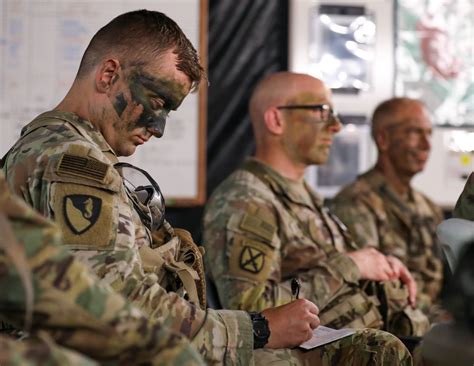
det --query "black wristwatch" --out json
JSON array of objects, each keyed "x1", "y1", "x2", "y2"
[{"x1": 249, "y1": 312, "x2": 271, "y2": 349}]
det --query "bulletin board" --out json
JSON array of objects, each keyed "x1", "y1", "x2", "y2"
[{"x1": 0, "y1": 0, "x2": 208, "y2": 206}]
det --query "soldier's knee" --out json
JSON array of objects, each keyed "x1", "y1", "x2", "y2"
[{"x1": 353, "y1": 329, "x2": 413, "y2": 366}]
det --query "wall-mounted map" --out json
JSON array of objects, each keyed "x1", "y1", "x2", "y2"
[{"x1": 396, "y1": 0, "x2": 473, "y2": 126}]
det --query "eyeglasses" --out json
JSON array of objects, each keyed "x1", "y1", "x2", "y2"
[
  {"x1": 114, "y1": 162, "x2": 165, "y2": 231},
  {"x1": 276, "y1": 104, "x2": 339, "y2": 123}
]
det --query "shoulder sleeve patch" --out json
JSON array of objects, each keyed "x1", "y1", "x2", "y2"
[
  {"x1": 239, "y1": 213, "x2": 276, "y2": 243},
  {"x1": 49, "y1": 182, "x2": 118, "y2": 250},
  {"x1": 57, "y1": 154, "x2": 109, "y2": 183},
  {"x1": 228, "y1": 235, "x2": 276, "y2": 282}
]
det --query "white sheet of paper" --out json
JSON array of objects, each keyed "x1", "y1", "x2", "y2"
[{"x1": 298, "y1": 325, "x2": 356, "y2": 350}]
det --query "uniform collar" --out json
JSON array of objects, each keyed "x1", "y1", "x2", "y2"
[
  {"x1": 23, "y1": 110, "x2": 118, "y2": 164},
  {"x1": 361, "y1": 168, "x2": 417, "y2": 204},
  {"x1": 243, "y1": 158, "x2": 324, "y2": 208},
  {"x1": 360, "y1": 168, "x2": 432, "y2": 219}
]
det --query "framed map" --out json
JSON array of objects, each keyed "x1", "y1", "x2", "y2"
[{"x1": 395, "y1": 0, "x2": 474, "y2": 126}]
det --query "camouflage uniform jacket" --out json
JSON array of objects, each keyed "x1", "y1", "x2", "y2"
[
  {"x1": 331, "y1": 168, "x2": 444, "y2": 303},
  {"x1": 453, "y1": 172, "x2": 474, "y2": 220},
  {"x1": 3, "y1": 111, "x2": 253, "y2": 365},
  {"x1": 0, "y1": 171, "x2": 204, "y2": 365},
  {"x1": 203, "y1": 158, "x2": 387, "y2": 330}
]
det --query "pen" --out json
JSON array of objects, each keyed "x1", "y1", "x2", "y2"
[{"x1": 291, "y1": 277, "x2": 301, "y2": 300}]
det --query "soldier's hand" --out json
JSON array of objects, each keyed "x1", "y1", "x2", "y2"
[
  {"x1": 262, "y1": 299, "x2": 319, "y2": 349},
  {"x1": 386, "y1": 255, "x2": 417, "y2": 306},
  {"x1": 347, "y1": 247, "x2": 397, "y2": 281}
]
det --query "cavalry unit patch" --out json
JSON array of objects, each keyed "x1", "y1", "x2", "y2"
[
  {"x1": 63, "y1": 194, "x2": 101, "y2": 234},
  {"x1": 50, "y1": 182, "x2": 116, "y2": 250}
]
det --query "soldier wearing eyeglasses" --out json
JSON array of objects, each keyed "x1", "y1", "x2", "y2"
[
  {"x1": 203, "y1": 72, "x2": 430, "y2": 344},
  {"x1": 331, "y1": 97, "x2": 444, "y2": 316}
]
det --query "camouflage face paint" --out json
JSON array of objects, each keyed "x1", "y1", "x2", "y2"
[
  {"x1": 103, "y1": 58, "x2": 192, "y2": 156},
  {"x1": 127, "y1": 71, "x2": 186, "y2": 137},
  {"x1": 110, "y1": 66, "x2": 187, "y2": 138},
  {"x1": 113, "y1": 93, "x2": 128, "y2": 116}
]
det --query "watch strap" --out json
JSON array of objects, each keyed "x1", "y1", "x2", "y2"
[{"x1": 249, "y1": 312, "x2": 271, "y2": 349}]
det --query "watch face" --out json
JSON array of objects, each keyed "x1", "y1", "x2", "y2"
[
  {"x1": 255, "y1": 322, "x2": 266, "y2": 337},
  {"x1": 250, "y1": 312, "x2": 270, "y2": 349},
  {"x1": 253, "y1": 317, "x2": 269, "y2": 336}
]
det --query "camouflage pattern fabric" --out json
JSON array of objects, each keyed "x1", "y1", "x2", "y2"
[
  {"x1": 3, "y1": 111, "x2": 253, "y2": 365},
  {"x1": 0, "y1": 171, "x2": 204, "y2": 365},
  {"x1": 331, "y1": 168, "x2": 444, "y2": 307},
  {"x1": 0, "y1": 334, "x2": 98, "y2": 366},
  {"x1": 2, "y1": 112, "x2": 414, "y2": 365},
  {"x1": 253, "y1": 328, "x2": 412, "y2": 365},
  {"x1": 203, "y1": 158, "x2": 426, "y2": 335},
  {"x1": 453, "y1": 172, "x2": 474, "y2": 220}
]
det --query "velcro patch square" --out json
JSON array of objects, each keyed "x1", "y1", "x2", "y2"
[
  {"x1": 229, "y1": 236, "x2": 275, "y2": 282},
  {"x1": 240, "y1": 213, "x2": 276, "y2": 243},
  {"x1": 50, "y1": 182, "x2": 117, "y2": 250},
  {"x1": 57, "y1": 154, "x2": 109, "y2": 183}
]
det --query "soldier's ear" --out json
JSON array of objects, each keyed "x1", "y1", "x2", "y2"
[
  {"x1": 263, "y1": 107, "x2": 284, "y2": 136},
  {"x1": 376, "y1": 130, "x2": 390, "y2": 151},
  {"x1": 95, "y1": 59, "x2": 120, "y2": 93}
]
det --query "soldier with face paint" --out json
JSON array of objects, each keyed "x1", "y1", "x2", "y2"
[
  {"x1": 99, "y1": 51, "x2": 191, "y2": 156},
  {"x1": 203, "y1": 72, "x2": 430, "y2": 341},
  {"x1": 2, "y1": 12, "x2": 413, "y2": 366},
  {"x1": 331, "y1": 97, "x2": 444, "y2": 315}
]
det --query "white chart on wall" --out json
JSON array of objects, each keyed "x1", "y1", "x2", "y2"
[{"x1": 0, "y1": 0, "x2": 206, "y2": 205}]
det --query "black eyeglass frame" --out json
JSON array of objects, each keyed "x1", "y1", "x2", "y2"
[
  {"x1": 276, "y1": 103, "x2": 340, "y2": 123},
  {"x1": 276, "y1": 103, "x2": 330, "y2": 111}
]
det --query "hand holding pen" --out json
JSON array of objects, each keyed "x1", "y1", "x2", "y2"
[{"x1": 262, "y1": 278, "x2": 320, "y2": 348}]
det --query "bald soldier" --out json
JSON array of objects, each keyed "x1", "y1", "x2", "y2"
[
  {"x1": 203, "y1": 72, "x2": 429, "y2": 338},
  {"x1": 0, "y1": 171, "x2": 204, "y2": 365},
  {"x1": 331, "y1": 98, "x2": 444, "y2": 310},
  {"x1": 2, "y1": 10, "x2": 412, "y2": 366}
]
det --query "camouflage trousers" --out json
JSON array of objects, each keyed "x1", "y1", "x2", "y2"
[
  {"x1": 0, "y1": 333, "x2": 206, "y2": 366},
  {"x1": 0, "y1": 334, "x2": 97, "y2": 366},
  {"x1": 254, "y1": 328, "x2": 412, "y2": 366}
]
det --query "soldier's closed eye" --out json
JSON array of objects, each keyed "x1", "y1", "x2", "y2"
[{"x1": 150, "y1": 97, "x2": 165, "y2": 110}]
